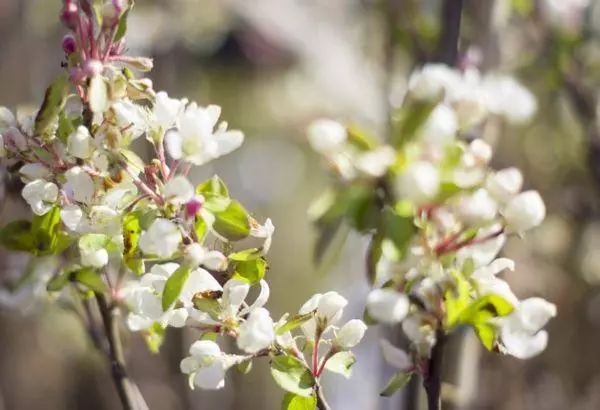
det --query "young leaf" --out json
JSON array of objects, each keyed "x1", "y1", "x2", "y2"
[
  {"x1": 323, "y1": 351, "x2": 356, "y2": 379},
  {"x1": 237, "y1": 360, "x2": 253, "y2": 375},
  {"x1": 46, "y1": 269, "x2": 74, "y2": 292},
  {"x1": 162, "y1": 265, "x2": 192, "y2": 311},
  {"x1": 35, "y1": 74, "x2": 70, "y2": 136},
  {"x1": 281, "y1": 393, "x2": 317, "y2": 410},
  {"x1": 196, "y1": 175, "x2": 230, "y2": 199},
  {"x1": 233, "y1": 258, "x2": 267, "y2": 284},
  {"x1": 366, "y1": 234, "x2": 383, "y2": 285},
  {"x1": 228, "y1": 248, "x2": 262, "y2": 261},
  {"x1": 346, "y1": 125, "x2": 378, "y2": 151},
  {"x1": 194, "y1": 216, "x2": 208, "y2": 243},
  {"x1": 270, "y1": 355, "x2": 315, "y2": 397},
  {"x1": 113, "y1": 5, "x2": 132, "y2": 44},
  {"x1": 212, "y1": 200, "x2": 251, "y2": 242},
  {"x1": 73, "y1": 268, "x2": 109, "y2": 293},
  {"x1": 380, "y1": 371, "x2": 413, "y2": 397},
  {"x1": 0, "y1": 220, "x2": 35, "y2": 253},
  {"x1": 123, "y1": 212, "x2": 141, "y2": 257},
  {"x1": 57, "y1": 112, "x2": 76, "y2": 144},
  {"x1": 382, "y1": 208, "x2": 415, "y2": 257},
  {"x1": 276, "y1": 312, "x2": 314, "y2": 335}
]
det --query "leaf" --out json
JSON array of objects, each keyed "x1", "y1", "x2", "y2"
[
  {"x1": 366, "y1": 234, "x2": 383, "y2": 285},
  {"x1": 73, "y1": 268, "x2": 109, "y2": 293},
  {"x1": 382, "y1": 207, "x2": 415, "y2": 257},
  {"x1": 122, "y1": 212, "x2": 141, "y2": 256},
  {"x1": 229, "y1": 248, "x2": 262, "y2": 262},
  {"x1": 35, "y1": 74, "x2": 70, "y2": 136},
  {"x1": 237, "y1": 360, "x2": 253, "y2": 374},
  {"x1": 380, "y1": 371, "x2": 413, "y2": 397},
  {"x1": 162, "y1": 265, "x2": 192, "y2": 311},
  {"x1": 212, "y1": 200, "x2": 251, "y2": 242},
  {"x1": 144, "y1": 322, "x2": 165, "y2": 354},
  {"x1": 89, "y1": 75, "x2": 109, "y2": 114},
  {"x1": 0, "y1": 220, "x2": 35, "y2": 252},
  {"x1": 270, "y1": 355, "x2": 315, "y2": 397},
  {"x1": 57, "y1": 112, "x2": 75, "y2": 144},
  {"x1": 391, "y1": 99, "x2": 437, "y2": 148},
  {"x1": 233, "y1": 258, "x2": 267, "y2": 284},
  {"x1": 196, "y1": 175, "x2": 230, "y2": 199},
  {"x1": 276, "y1": 312, "x2": 314, "y2": 335},
  {"x1": 313, "y1": 219, "x2": 350, "y2": 271},
  {"x1": 194, "y1": 215, "x2": 208, "y2": 243},
  {"x1": 281, "y1": 393, "x2": 317, "y2": 410},
  {"x1": 46, "y1": 269, "x2": 73, "y2": 292},
  {"x1": 346, "y1": 125, "x2": 378, "y2": 151},
  {"x1": 121, "y1": 149, "x2": 145, "y2": 174},
  {"x1": 113, "y1": 5, "x2": 132, "y2": 44},
  {"x1": 512, "y1": 0, "x2": 533, "y2": 15},
  {"x1": 323, "y1": 351, "x2": 356, "y2": 379},
  {"x1": 444, "y1": 272, "x2": 473, "y2": 329}
]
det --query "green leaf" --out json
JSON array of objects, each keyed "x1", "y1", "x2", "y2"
[
  {"x1": 233, "y1": 258, "x2": 267, "y2": 284},
  {"x1": 46, "y1": 269, "x2": 73, "y2": 292},
  {"x1": 346, "y1": 125, "x2": 378, "y2": 151},
  {"x1": 323, "y1": 351, "x2": 356, "y2": 379},
  {"x1": 366, "y1": 234, "x2": 383, "y2": 285},
  {"x1": 276, "y1": 312, "x2": 314, "y2": 335},
  {"x1": 196, "y1": 175, "x2": 230, "y2": 199},
  {"x1": 121, "y1": 149, "x2": 145, "y2": 174},
  {"x1": 281, "y1": 393, "x2": 317, "y2": 410},
  {"x1": 270, "y1": 355, "x2": 315, "y2": 397},
  {"x1": 212, "y1": 200, "x2": 251, "y2": 242},
  {"x1": 229, "y1": 248, "x2": 262, "y2": 261},
  {"x1": 57, "y1": 112, "x2": 76, "y2": 144},
  {"x1": 162, "y1": 265, "x2": 192, "y2": 311},
  {"x1": 237, "y1": 360, "x2": 253, "y2": 374},
  {"x1": 144, "y1": 322, "x2": 165, "y2": 354},
  {"x1": 194, "y1": 215, "x2": 208, "y2": 243},
  {"x1": 35, "y1": 74, "x2": 70, "y2": 136},
  {"x1": 380, "y1": 371, "x2": 413, "y2": 397},
  {"x1": 0, "y1": 220, "x2": 35, "y2": 252},
  {"x1": 382, "y1": 207, "x2": 415, "y2": 256},
  {"x1": 391, "y1": 99, "x2": 437, "y2": 148},
  {"x1": 512, "y1": 0, "x2": 533, "y2": 15},
  {"x1": 123, "y1": 212, "x2": 141, "y2": 256},
  {"x1": 444, "y1": 272, "x2": 473, "y2": 329},
  {"x1": 113, "y1": 5, "x2": 132, "y2": 44},
  {"x1": 73, "y1": 268, "x2": 109, "y2": 293}
]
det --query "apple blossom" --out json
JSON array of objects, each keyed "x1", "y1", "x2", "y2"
[
  {"x1": 139, "y1": 218, "x2": 182, "y2": 258},
  {"x1": 334, "y1": 319, "x2": 368, "y2": 349},
  {"x1": 22, "y1": 179, "x2": 59, "y2": 215}
]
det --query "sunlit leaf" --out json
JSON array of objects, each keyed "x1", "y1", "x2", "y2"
[
  {"x1": 281, "y1": 393, "x2": 317, "y2": 410},
  {"x1": 380, "y1": 371, "x2": 413, "y2": 397},
  {"x1": 276, "y1": 312, "x2": 313, "y2": 335},
  {"x1": 162, "y1": 265, "x2": 191, "y2": 311},
  {"x1": 323, "y1": 351, "x2": 356, "y2": 379},
  {"x1": 270, "y1": 355, "x2": 315, "y2": 397},
  {"x1": 233, "y1": 258, "x2": 267, "y2": 284},
  {"x1": 35, "y1": 74, "x2": 70, "y2": 136}
]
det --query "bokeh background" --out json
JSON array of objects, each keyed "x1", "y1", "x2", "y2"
[{"x1": 1, "y1": 0, "x2": 600, "y2": 409}]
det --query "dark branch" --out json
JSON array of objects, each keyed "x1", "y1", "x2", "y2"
[
  {"x1": 436, "y1": 0, "x2": 464, "y2": 66},
  {"x1": 423, "y1": 329, "x2": 446, "y2": 410}
]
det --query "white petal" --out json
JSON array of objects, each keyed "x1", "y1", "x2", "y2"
[
  {"x1": 165, "y1": 130, "x2": 183, "y2": 160},
  {"x1": 60, "y1": 204, "x2": 84, "y2": 231},
  {"x1": 366, "y1": 289, "x2": 409, "y2": 324},
  {"x1": 502, "y1": 329, "x2": 548, "y2": 359},
  {"x1": 215, "y1": 130, "x2": 244, "y2": 157},
  {"x1": 222, "y1": 279, "x2": 250, "y2": 309},
  {"x1": 379, "y1": 339, "x2": 412, "y2": 370},
  {"x1": 240, "y1": 280, "x2": 270, "y2": 316},
  {"x1": 193, "y1": 363, "x2": 226, "y2": 390},
  {"x1": 164, "y1": 175, "x2": 194, "y2": 202}
]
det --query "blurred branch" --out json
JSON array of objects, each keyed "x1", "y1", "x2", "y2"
[
  {"x1": 316, "y1": 382, "x2": 332, "y2": 410},
  {"x1": 436, "y1": 0, "x2": 464, "y2": 66},
  {"x1": 424, "y1": 330, "x2": 446, "y2": 410}
]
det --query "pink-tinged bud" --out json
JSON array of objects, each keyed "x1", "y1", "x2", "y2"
[
  {"x1": 185, "y1": 196, "x2": 205, "y2": 218},
  {"x1": 62, "y1": 34, "x2": 77, "y2": 55},
  {"x1": 69, "y1": 68, "x2": 86, "y2": 85},
  {"x1": 60, "y1": 3, "x2": 79, "y2": 30},
  {"x1": 78, "y1": 0, "x2": 93, "y2": 17},
  {"x1": 83, "y1": 59, "x2": 104, "y2": 77}
]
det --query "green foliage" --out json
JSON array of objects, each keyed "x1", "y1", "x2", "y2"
[
  {"x1": 162, "y1": 265, "x2": 192, "y2": 311},
  {"x1": 212, "y1": 200, "x2": 251, "y2": 242},
  {"x1": 228, "y1": 248, "x2": 262, "y2": 261},
  {"x1": 382, "y1": 207, "x2": 415, "y2": 258},
  {"x1": 144, "y1": 322, "x2": 165, "y2": 354},
  {"x1": 197, "y1": 175, "x2": 230, "y2": 199},
  {"x1": 57, "y1": 112, "x2": 76, "y2": 144},
  {"x1": 194, "y1": 215, "x2": 208, "y2": 243},
  {"x1": 114, "y1": 1, "x2": 135, "y2": 44},
  {"x1": 281, "y1": 393, "x2": 317, "y2": 410},
  {"x1": 270, "y1": 355, "x2": 315, "y2": 397},
  {"x1": 324, "y1": 351, "x2": 356, "y2": 378},
  {"x1": 0, "y1": 220, "x2": 35, "y2": 253},
  {"x1": 366, "y1": 234, "x2": 383, "y2": 284},
  {"x1": 47, "y1": 267, "x2": 108, "y2": 293},
  {"x1": 346, "y1": 126, "x2": 378, "y2": 151},
  {"x1": 123, "y1": 212, "x2": 144, "y2": 274},
  {"x1": 380, "y1": 371, "x2": 413, "y2": 397},
  {"x1": 232, "y1": 258, "x2": 267, "y2": 284},
  {"x1": 276, "y1": 312, "x2": 314, "y2": 335},
  {"x1": 391, "y1": 98, "x2": 437, "y2": 148},
  {"x1": 35, "y1": 74, "x2": 70, "y2": 137}
]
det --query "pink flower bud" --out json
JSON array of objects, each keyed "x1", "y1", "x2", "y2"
[
  {"x1": 62, "y1": 34, "x2": 77, "y2": 55},
  {"x1": 60, "y1": 3, "x2": 79, "y2": 30},
  {"x1": 185, "y1": 196, "x2": 205, "y2": 218},
  {"x1": 83, "y1": 59, "x2": 104, "y2": 77}
]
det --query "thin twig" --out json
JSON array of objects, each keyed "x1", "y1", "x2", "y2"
[
  {"x1": 424, "y1": 329, "x2": 446, "y2": 410},
  {"x1": 95, "y1": 293, "x2": 147, "y2": 410},
  {"x1": 315, "y1": 382, "x2": 332, "y2": 410}
]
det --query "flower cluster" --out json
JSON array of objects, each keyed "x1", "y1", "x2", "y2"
[
  {"x1": 308, "y1": 63, "x2": 556, "y2": 395},
  {"x1": 0, "y1": 1, "x2": 367, "y2": 407}
]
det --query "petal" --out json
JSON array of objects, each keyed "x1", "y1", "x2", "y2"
[
  {"x1": 516, "y1": 297, "x2": 557, "y2": 333},
  {"x1": 215, "y1": 130, "x2": 244, "y2": 157},
  {"x1": 222, "y1": 279, "x2": 250, "y2": 309},
  {"x1": 165, "y1": 130, "x2": 183, "y2": 160},
  {"x1": 379, "y1": 339, "x2": 412, "y2": 370},
  {"x1": 193, "y1": 363, "x2": 226, "y2": 390},
  {"x1": 240, "y1": 280, "x2": 270, "y2": 316},
  {"x1": 180, "y1": 356, "x2": 201, "y2": 374},
  {"x1": 189, "y1": 339, "x2": 221, "y2": 358},
  {"x1": 501, "y1": 328, "x2": 548, "y2": 359}
]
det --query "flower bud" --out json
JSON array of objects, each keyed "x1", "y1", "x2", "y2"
[
  {"x1": 455, "y1": 188, "x2": 498, "y2": 224},
  {"x1": 408, "y1": 64, "x2": 460, "y2": 101},
  {"x1": 67, "y1": 125, "x2": 93, "y2": 159},
  {"x1": 100, "y1": 0, "x2": 125, "y2": 28},
  {"x1": 486, "y1": 167, "x2": 523, "y2": 203},
  {"x1": 60, "y1": 3, "x2": 79, "y2": 30},
  {"x1": 316, "y1": 291, "x2": 348, "y2": 325},
  {"x1": 503, "y1": 190, "x2": 546, "y2": 232},
  {"x1": 62, "y1": 34, "x2": 77, "y2": 55},
  {"x1": 334, "y1": 319, "x2": 367, "y2": 349},
  {"x1": 83, "y1": 59, "x2": 104, "y2": 77},
  {"x1": 366, "y1": 288, "x2": 409, "y2": 324},
  {"x1": 307, "y1": 119, "x2": 347, "y2": 154},
  {"x1": 185, "y1": 195, "x2": 205, "y2": 218},
  {"x1": 468, "y1": 139, "x2": 492, "y2": 165},
  {"x1": 394, "y1": 161, "x2": 440, "y2": 205}
]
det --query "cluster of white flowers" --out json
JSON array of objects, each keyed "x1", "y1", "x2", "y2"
[{"x1": 307, "y1": 62, "x2": 556, "y2": 393}]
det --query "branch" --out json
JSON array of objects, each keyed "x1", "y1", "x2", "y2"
[
  {"x1": 95, "y1": 293, "x2": 148, "y2": 410},
  {"x1": 423, "y1": 329, "x2": 446, "y2": 410},
  {"x1": 315, "y1": 382, "x2": 332, "y2": 410},
  {"x1": 436, "y1": 0, "x2": 464, "y2": 66}
]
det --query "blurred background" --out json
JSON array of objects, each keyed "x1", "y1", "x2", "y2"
[{"x1": 1, "y1": 0, "x2": 600, "y2": 409}]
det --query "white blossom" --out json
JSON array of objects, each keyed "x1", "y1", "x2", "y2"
[
  {"x1": 0, "y1": 106, "x2": 16, "y2": 130},
  {"x1": 503, "y1": 190, "x2": 546, "y2": 232},
  {"x1": 60, "y1": 204, "x2": 85, "y2": 232},
  {"x1": 154, "y1": 91, "x2": 185, "y2": 130},
  {"x1": 394, "y1": 161, "x2": 440, "y2": 204},
  {"x1": 298, "y1": 291, "x2": 348, "y2": 339},
  {"x1": 355, "y1": 146, "x2": 396, "y2": 177},
  {"x1": 112, "y1": 100, "x2": 149, "y2": 140},
  {"x1": 67, "y1": 125, "x2": 94, "y2": 159},
  {"x1": 379, "y1": 339, "x2": 412, "y2": 370},
  {"x1": 65, "y1": 167, "x2": 95, "y2": 204},
  {"x1": 22, "y1": 179, "x2": 58, "y2": 215},
  {"x1": 499, "y1": 297, "x2": 556, "y2": 359},
  {"x1": 164, "y1": 175, "x2": 194, "y2": 204},
  {"x1": 180, "y1": 340, "x2": 227, "y2": 390},
  {"x1": 184, "y1": 243, "x2": 227, "y2": 271},
  {"x1": 481, "y1": 74, "x2": 537, "y2": 124},
  {"x1": 486, "y1": 167, "x2": 523, "y2": 203},
  {"x1": 250, "y1": 218, "x2": 275, "y2": 253},
  {"x1": 237, "y1": 307, "x2": 275, "y2": 353},
  {"x1": 419, "y1": 104, "x2": 458, "y2": 144},
  {"x1": 79, "y1": 236, "x2": 109, "y2": 268},
  {"x1": 366, "y1": 288, "x2": 409, "y2": 324},
  {"x1": 165, "y1": 103, "x2": 243, "y2": 165},
  {"x1": 139, "y1": 218, "x2": 182, "y2": 258},
  {"x1": 19, "y1": 163, "x2": 51, "y2": 183},
  {"x1": 455, "y1": 188, "x2": 498, "y2": 224},
  {"x1": 335, "y1": 319, "x2": 367, "y2": 349},
  {"x1": 307, "y1": 119, "x2": 347, "y2": 154},
  {"x1": 408, "y1": 64, "x2": 461, "y2": 101}
]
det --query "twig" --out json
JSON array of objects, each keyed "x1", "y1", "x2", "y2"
[
  {"x1": 315, "y1": 382, "x2": 332, "y2": 410},
  {"x1": 95, "y1": 293, "x2": 147, "y2": 410},
  {"x1": 423, "y1": 329, "x2": 446, "y2": 410}
]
